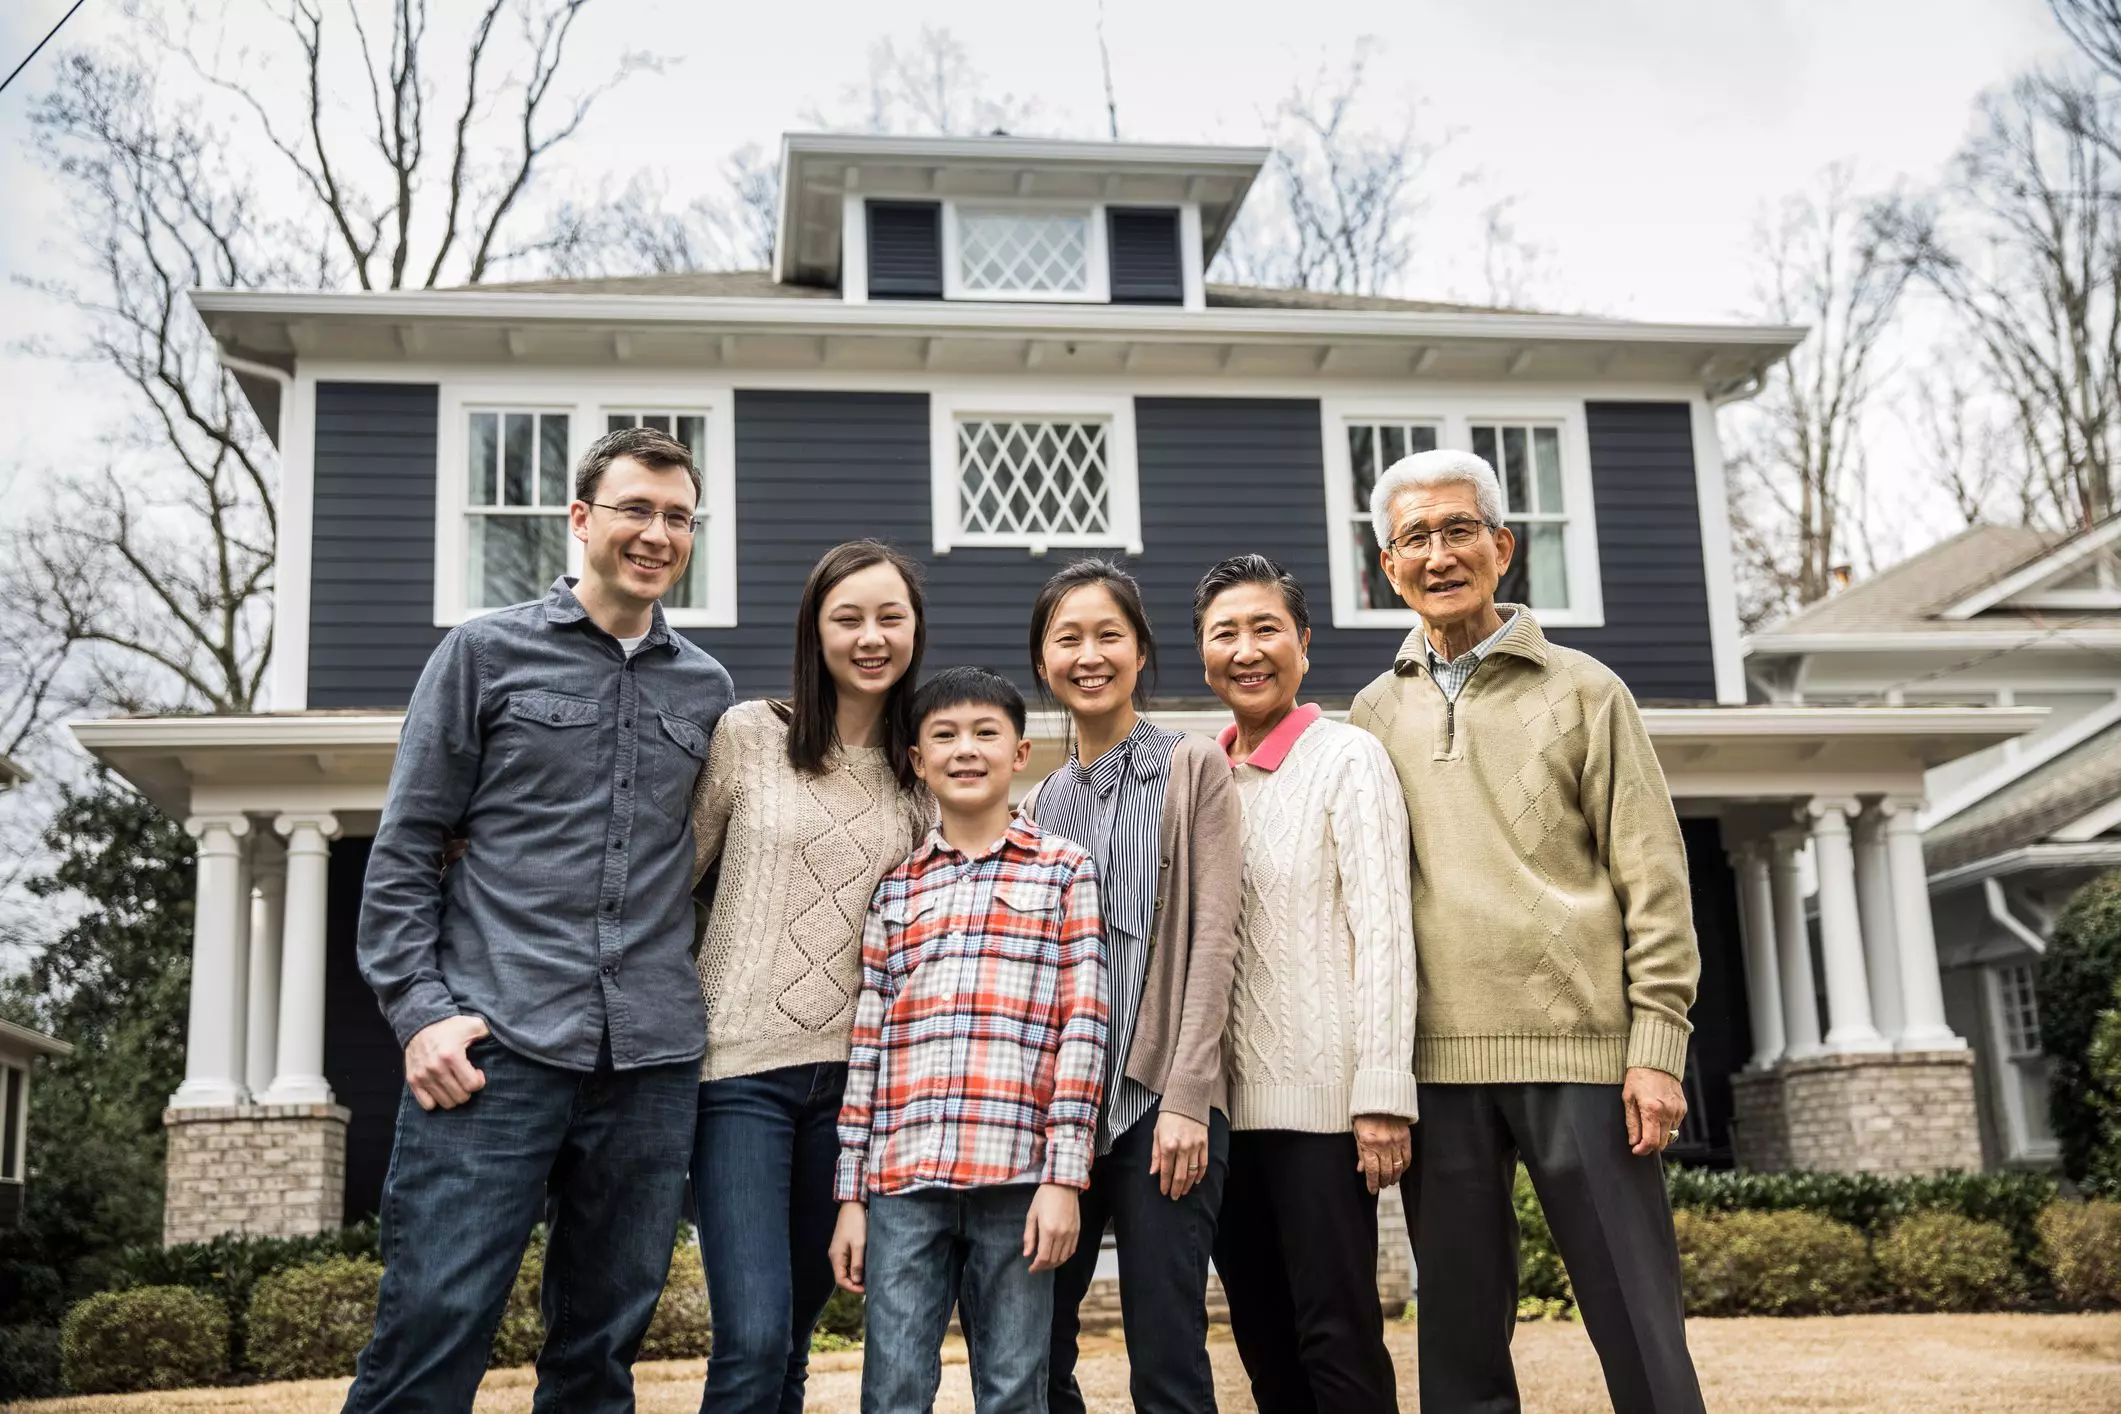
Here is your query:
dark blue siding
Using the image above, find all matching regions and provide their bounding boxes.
[1578,402,1716,702]
[1108,208,1185,305]
[309,383,444,707]
[866,201,944,299]
[298,388,1717,709]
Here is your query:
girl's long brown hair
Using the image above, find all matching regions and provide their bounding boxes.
[783,540,927,791]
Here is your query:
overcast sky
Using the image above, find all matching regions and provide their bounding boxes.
[0,0,2077,534]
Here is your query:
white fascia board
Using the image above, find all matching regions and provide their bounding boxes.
[1745,629,2121,655]
[782,131,1274,171]
[189,288,1807,356]
[1927,841,2121,891]
[0,1018,71,1059]
[71,713,408,752]
[1939,516,2121,620]
[1636,705,2048,741]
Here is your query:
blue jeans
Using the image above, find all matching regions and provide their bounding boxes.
[692,1064,846,1414]
[344,1036,697,1414]
[861,1185,1052,1414]
[1048,1104,1230,1414]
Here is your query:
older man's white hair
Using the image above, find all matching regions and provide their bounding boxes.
[1369,449,1507,548]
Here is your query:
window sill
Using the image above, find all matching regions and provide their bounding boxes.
[935,533,1144,557]
[433,605,738,631]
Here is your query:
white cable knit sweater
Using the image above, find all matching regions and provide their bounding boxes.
[691,700,931,1082]
[1225,713,1419,1132]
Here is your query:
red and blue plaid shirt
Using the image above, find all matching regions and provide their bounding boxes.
[834,817,1108,1202]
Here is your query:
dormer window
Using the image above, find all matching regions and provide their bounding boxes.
[952,206,1096,298]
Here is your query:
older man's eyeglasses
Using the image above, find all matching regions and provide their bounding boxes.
[1386,517,1493,558]
[588,501,700,537]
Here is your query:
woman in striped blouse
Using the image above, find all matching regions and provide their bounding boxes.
[1020,558,1245,1414]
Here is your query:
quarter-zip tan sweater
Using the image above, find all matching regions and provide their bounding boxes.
[1348,609,1697,1085]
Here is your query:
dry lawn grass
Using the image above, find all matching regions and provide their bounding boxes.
[14,1313,2121,1413]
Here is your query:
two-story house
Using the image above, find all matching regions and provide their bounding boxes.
[71,131,2041,1244]
[1748,518,2121,1170]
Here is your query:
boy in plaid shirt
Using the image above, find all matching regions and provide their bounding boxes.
[828,667,1108,1414]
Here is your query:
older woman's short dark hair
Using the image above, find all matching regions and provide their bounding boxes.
[1191,554,1311,642]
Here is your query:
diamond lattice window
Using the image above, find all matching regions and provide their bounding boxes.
[956,209,1091,295]
[956,418,1111,540]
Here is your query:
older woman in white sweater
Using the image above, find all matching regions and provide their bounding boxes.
[1195,554,1417,1414]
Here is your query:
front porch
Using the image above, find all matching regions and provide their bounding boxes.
[71,701,2044,1245]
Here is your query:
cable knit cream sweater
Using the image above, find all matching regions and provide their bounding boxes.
[690,700,930,1082]
[1224,712,1419,1132]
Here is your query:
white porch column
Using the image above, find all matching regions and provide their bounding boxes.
[1732,841,1786,1069]
[1769,827,1823,1060]
[1853,800,1905,1044]
[1880,798,1965,1051]
[261,813,339,1105]
[170,814,253,1108]
[1804,798,1890,1053]
[244,842,287,1099]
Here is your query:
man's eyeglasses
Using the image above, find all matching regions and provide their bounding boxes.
[588,501,700,538]
[1386,517,1493,557]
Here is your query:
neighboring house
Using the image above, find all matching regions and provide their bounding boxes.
[0,756,26,795]
[0,1019,72,1231]
[70,131,2039,1246]
[1748,518,2121,1169]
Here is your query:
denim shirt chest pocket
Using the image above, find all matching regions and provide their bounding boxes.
[501,689,602,795]
[644,711,709,820]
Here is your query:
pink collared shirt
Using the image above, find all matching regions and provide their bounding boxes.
[1219,702,1324,771]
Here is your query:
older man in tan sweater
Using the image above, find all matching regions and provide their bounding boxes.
[1349,448,1705,1414]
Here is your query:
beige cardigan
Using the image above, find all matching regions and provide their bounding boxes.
[1024,733,1244,1124]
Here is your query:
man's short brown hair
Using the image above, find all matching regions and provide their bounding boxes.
[574,426,702,504]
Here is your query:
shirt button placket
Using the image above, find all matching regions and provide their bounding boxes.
[599,664,640,1060]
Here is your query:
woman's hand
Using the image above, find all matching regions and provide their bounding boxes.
[1149,1111,1212,1199]
[1353,1114,1412,1194]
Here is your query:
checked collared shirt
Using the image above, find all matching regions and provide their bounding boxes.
[834,817,1109,1202]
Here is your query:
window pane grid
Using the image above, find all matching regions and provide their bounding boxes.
[466,410,570,609]
[1997,963,2042,1056]
[957,417,1111,538]
[958,209,1091,294]
[605,410,712,611]
[1346,421,1440,611]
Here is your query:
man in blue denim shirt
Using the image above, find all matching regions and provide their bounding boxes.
[346,425,734,1414]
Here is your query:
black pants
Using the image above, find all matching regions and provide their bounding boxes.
[1214,1129,1397,1414]
[1403,1083,1704,1414]
[1048,1104,1230,1414]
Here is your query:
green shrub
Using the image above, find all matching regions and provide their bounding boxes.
[245,1256,383,1381]
[2038,1200,2121,1308]
[1874,1212,2023,1312]
[1673,1209,1873,1317]
[1665,1166,2056,1279]
[105,1219,381,1372]
[0,1324,63,1401]
[1513,1164,1571,1304]
[59,1285,228,1394]
[2086,977,2121,1198]
[640,1241,712,1362]
[2041,871,2121,1190]
[816,1286,864,1349]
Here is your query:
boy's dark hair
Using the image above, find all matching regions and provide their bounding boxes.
[1026,557,1157,709]
[574,425,703,504]
[782,539,927,791]
[1191,553,1311,642]
[912,666,1027,738]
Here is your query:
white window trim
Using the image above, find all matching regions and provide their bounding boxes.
[1319,396,1605,631]
[1982,964,2062,1164]
[942,199,1112,304]
[434,381,738,629]
[0,1061,25,1184]
[929,390,1142,556]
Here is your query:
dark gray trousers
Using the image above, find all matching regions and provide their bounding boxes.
[1402,1083,1704,1414]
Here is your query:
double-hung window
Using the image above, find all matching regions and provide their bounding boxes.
[1320,399,1603,630]
[929,392,1141,556]
[437,382,737,628]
